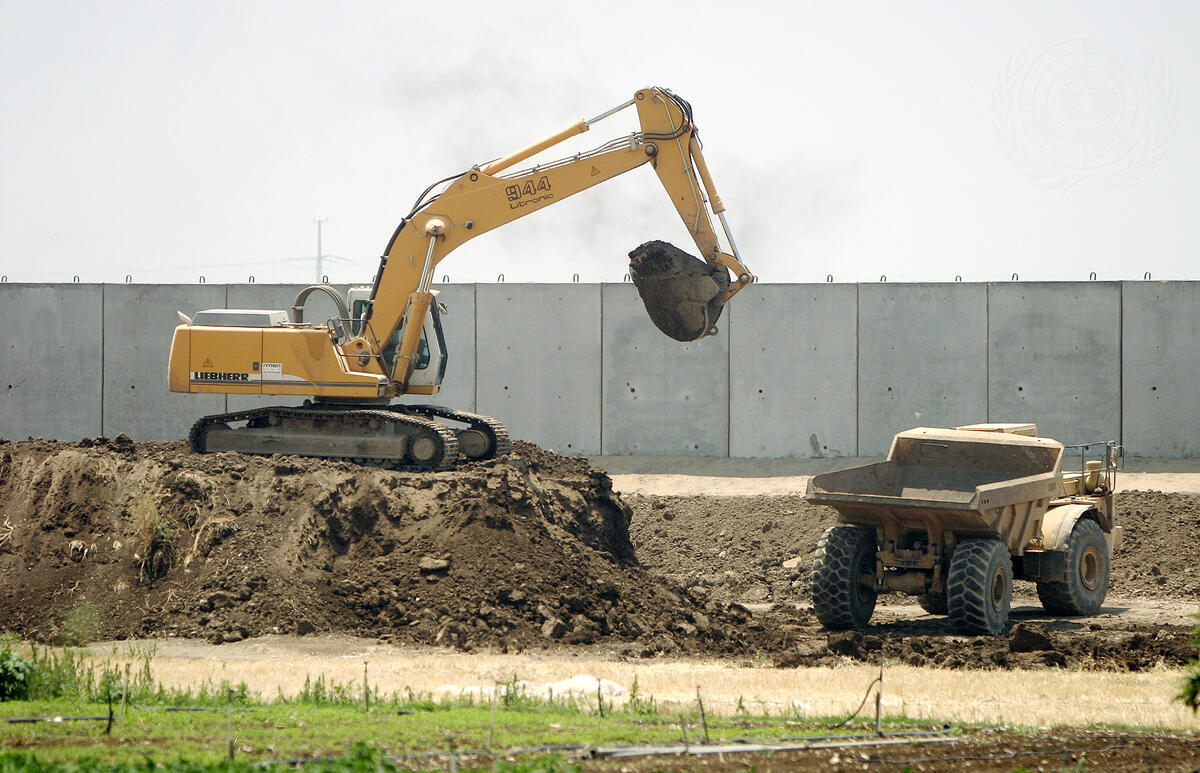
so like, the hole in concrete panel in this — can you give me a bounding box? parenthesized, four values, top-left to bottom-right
(1151, 386, 1157, 391)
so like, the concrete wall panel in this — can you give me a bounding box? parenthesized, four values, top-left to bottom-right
(476, 284, 600, 455)
(858, 283, 988, 456)
(602, 284, 728, 455)
(729, 284, 857, 458)
(103, 284, 227, 440)
(1122, 282, 1200, 457)
(988, 282, 1121, 447)
(0, 284, 103, 440)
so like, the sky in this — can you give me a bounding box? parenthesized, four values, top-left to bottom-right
(0, 0, 1195, 285)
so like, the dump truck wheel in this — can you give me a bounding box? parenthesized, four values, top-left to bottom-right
(811, 525, 878, 630)
(947, 538, 1012, 635)
(1036, 518, 1109, 616)
(917, 591, 948, 615)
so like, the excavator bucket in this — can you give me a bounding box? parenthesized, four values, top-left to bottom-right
(628, 240, 731, 342)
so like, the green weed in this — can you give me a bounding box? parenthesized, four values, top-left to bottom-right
(1181, 605, 1199, 713)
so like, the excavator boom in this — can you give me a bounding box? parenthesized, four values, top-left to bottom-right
(357, 87, 752, 389)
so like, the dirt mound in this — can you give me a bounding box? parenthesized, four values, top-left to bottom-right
(0, 438, 781, 655)
(1109, 489, 1200, 598)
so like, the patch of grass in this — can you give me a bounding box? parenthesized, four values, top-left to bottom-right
(50, 602, 101, 648)
(0, 648, 908, 769)
(1182, 606, 1200, 713)
(126, 491, 176, 581)
(0, 694, 858, 766)
(6, 641, 203, 705)
(624, 674, 657, 717)
(0, 744, 580, 773)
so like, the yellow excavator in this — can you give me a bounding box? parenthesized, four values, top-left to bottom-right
(168, 87, 753, 469)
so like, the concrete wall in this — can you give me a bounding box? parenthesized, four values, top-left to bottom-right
(858, 283, 988, 456)
(1122, 282, 1200, 457)
(729, 284, 857, 458)
(988, 282, 1122, 448)
(476, 284, 600, 455)
(1, 280, 1195, 457)
(0, 284, 103, 440)
(602, 284, 728, 455)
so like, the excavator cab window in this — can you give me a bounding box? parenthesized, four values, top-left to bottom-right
(351, 299, 369, 337)
(380, 323, 431, 373)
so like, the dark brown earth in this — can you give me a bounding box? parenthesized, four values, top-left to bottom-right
(628, 240, 730, 342)
(0, 437, 1196, 673)
(576, 728, 1200, 772)
(0, 437, 780, 656)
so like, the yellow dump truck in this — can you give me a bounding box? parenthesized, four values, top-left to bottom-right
(805, 424, 1122, 635)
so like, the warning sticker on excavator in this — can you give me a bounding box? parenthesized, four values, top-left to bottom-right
(262, 362, 282, 377)
(202, 358, 213, 368)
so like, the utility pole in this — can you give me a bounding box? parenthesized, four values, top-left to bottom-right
(314, 218, 328, 283)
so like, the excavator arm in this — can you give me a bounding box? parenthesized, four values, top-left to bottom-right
(347, 86, 753, 392)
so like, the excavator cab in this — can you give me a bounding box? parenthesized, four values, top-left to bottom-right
(349, 287, 445, 387)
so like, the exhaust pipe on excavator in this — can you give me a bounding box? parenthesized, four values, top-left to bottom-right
(628, 240, 731, 342)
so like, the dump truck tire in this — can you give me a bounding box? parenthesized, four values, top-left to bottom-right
(947, 538, 1011, 635)
(1036, 518, 1109, 616)
(811, 525, 878, 630)
(917, 591, 948, 615)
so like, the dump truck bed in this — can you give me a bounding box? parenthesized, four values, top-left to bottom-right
(806, 427, 1065, 552)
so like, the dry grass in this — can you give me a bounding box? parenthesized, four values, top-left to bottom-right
(81, 637, 1200, 730)
(126, 490, 176, 581)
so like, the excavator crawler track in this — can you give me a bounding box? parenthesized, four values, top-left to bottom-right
(394, 404, 511, 461)
(188, 406, 461, 471)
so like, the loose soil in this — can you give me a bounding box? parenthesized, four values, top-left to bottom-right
(0, 437, 1196, 673)
(576, 729, 1200, 773)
